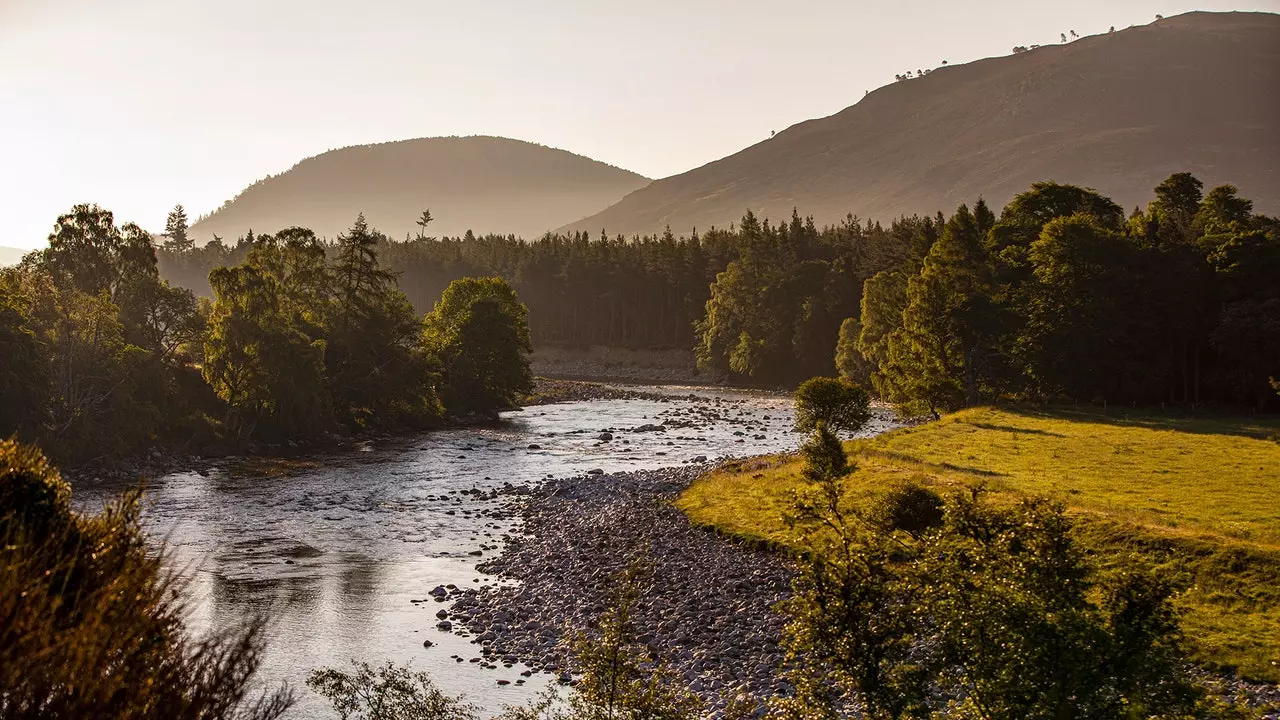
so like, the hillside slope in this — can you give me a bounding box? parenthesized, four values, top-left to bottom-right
(190, 136, 650, 242)
(566, 12, 1280, 236)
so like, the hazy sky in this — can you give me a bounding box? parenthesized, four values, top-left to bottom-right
(3, 0, 1277, 249)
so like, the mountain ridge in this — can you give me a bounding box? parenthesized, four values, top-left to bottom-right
(562, 11, 1280, 235)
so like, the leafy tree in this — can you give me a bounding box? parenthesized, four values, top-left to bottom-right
(918, 494, 1203, 720)
(880, 205, 999, 414)
(423, 277, 532, 417)
(204, 253, 329, 440)
(1020, 215, 1137, 402)
(0, 439, 293, 719)
(1147, 172, 1203, 245)
(793, 376, 872, 436)
(834, 317, 874, 388)
(776, 463, 1214, 720)
(856, 269, 910, 398)
(0, 274, 49, 439)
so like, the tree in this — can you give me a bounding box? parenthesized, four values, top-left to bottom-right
(204, 255, 329, 440)
(793, 377, 872, 437)
(327, 216, 442, 429)
(1147, 173, 1203, 245)
(1020, 215, 1137, 402)
(422, 277, 532, 417)
(773, 424, 932, 720)
(879, 205, 999, 414)
(0, 439, 293, 719)
(0, 272, 49, 439)
(163, 204, 194, 253)
(834, 317, 874, 388)
(776, 465, 1211, 720)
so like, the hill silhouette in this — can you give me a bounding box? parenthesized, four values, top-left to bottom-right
(564, 12, 1280, 236)
(190, 136, 650, 242)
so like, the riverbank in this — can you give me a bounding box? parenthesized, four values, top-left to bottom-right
(677, 405, 1280, 698)
(66, 378, 685, 485)
(443, 465, 793, 713)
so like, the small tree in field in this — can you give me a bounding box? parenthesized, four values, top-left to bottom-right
(794, 376, 871, 437)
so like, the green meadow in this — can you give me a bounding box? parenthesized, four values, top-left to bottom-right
(677, 406, 1280, 681)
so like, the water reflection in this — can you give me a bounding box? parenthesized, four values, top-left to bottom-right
(72, 389, 866, 717)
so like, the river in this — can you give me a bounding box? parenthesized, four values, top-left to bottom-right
(73, 386, 806, 717)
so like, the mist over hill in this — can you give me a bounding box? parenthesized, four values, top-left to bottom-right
(189, 136, 650, 242)
(563, 11, 1280, 236)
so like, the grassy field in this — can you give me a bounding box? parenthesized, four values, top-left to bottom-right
(676, 405, 1280, 681)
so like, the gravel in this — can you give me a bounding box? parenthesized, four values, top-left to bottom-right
(442, 465, 793, 713)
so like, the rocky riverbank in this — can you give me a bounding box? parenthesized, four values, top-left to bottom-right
(439, 465, 794, 713)
(521, 378, 673, 405)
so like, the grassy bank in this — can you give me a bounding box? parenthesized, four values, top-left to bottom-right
(676, 406, 1280, 682)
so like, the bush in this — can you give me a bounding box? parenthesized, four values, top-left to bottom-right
(0, 439, 292, 719)
(871, 480, 944, 538)
(793, 376, 872, 436)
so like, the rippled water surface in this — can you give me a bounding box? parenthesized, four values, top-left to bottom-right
(73, 387, 828, 716)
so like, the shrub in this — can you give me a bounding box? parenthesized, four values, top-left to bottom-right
(0, 438, 292, 719)
(793, 376, 872, 437)
(871, 480, 944, 538)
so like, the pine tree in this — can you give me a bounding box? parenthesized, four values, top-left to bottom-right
(163, 205, 194, 253)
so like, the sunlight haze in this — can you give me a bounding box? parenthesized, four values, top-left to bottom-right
(2, 0, 1277, 249)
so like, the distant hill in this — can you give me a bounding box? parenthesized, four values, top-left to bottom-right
(190, 136, 650, 242)
(0, 246, 29, 267)
(564, 12, 1280, 236)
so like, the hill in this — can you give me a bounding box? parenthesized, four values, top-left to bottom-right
(565, 12, 1280, 236)
(678, 406, 1280, 681)
(0, 247, 29, 267)
(190, 136, 650, 242)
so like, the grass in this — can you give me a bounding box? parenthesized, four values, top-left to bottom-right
(676, 405, 1280, 682)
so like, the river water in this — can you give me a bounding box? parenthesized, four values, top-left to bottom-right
(73, 387, 809, 717)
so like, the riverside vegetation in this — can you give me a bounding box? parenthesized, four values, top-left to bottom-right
(679, 403, 1280, 686)
(0, 206, 534, 466)
(152, 173, 1280, 414)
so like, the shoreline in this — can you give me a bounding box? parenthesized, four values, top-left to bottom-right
(440, 465, 794, 714)
(65, 378, 694, 486)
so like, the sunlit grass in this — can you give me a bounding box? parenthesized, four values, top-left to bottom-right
(676, 405, 1280, 681)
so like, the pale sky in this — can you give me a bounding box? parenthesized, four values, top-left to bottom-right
(3, 0, 1277, 249)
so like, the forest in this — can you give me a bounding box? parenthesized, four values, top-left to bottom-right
(0, 207, 533, 464)
(159, 172, 1279, 411)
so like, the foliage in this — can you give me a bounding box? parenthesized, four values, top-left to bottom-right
(423, 276, 533, 417)
(0, 439, 292, 719)
(793, 377, 872, 437)
(565, 562, 703, 720)
(772, 428, 1215, 719)
(306, 661, 477, 720)
(870, 481, 943, 538)
(678, 405, 1280, 682)
(326, 215, 442, 430)
(834, 317, 874, 388)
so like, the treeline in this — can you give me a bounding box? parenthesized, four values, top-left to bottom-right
(155, 173, 1277, 411)
(0, 206, 532, 464)
(698, 175, 1278, 410)
(156, 211, 915, 354)
(835, 176, 1280, 413)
